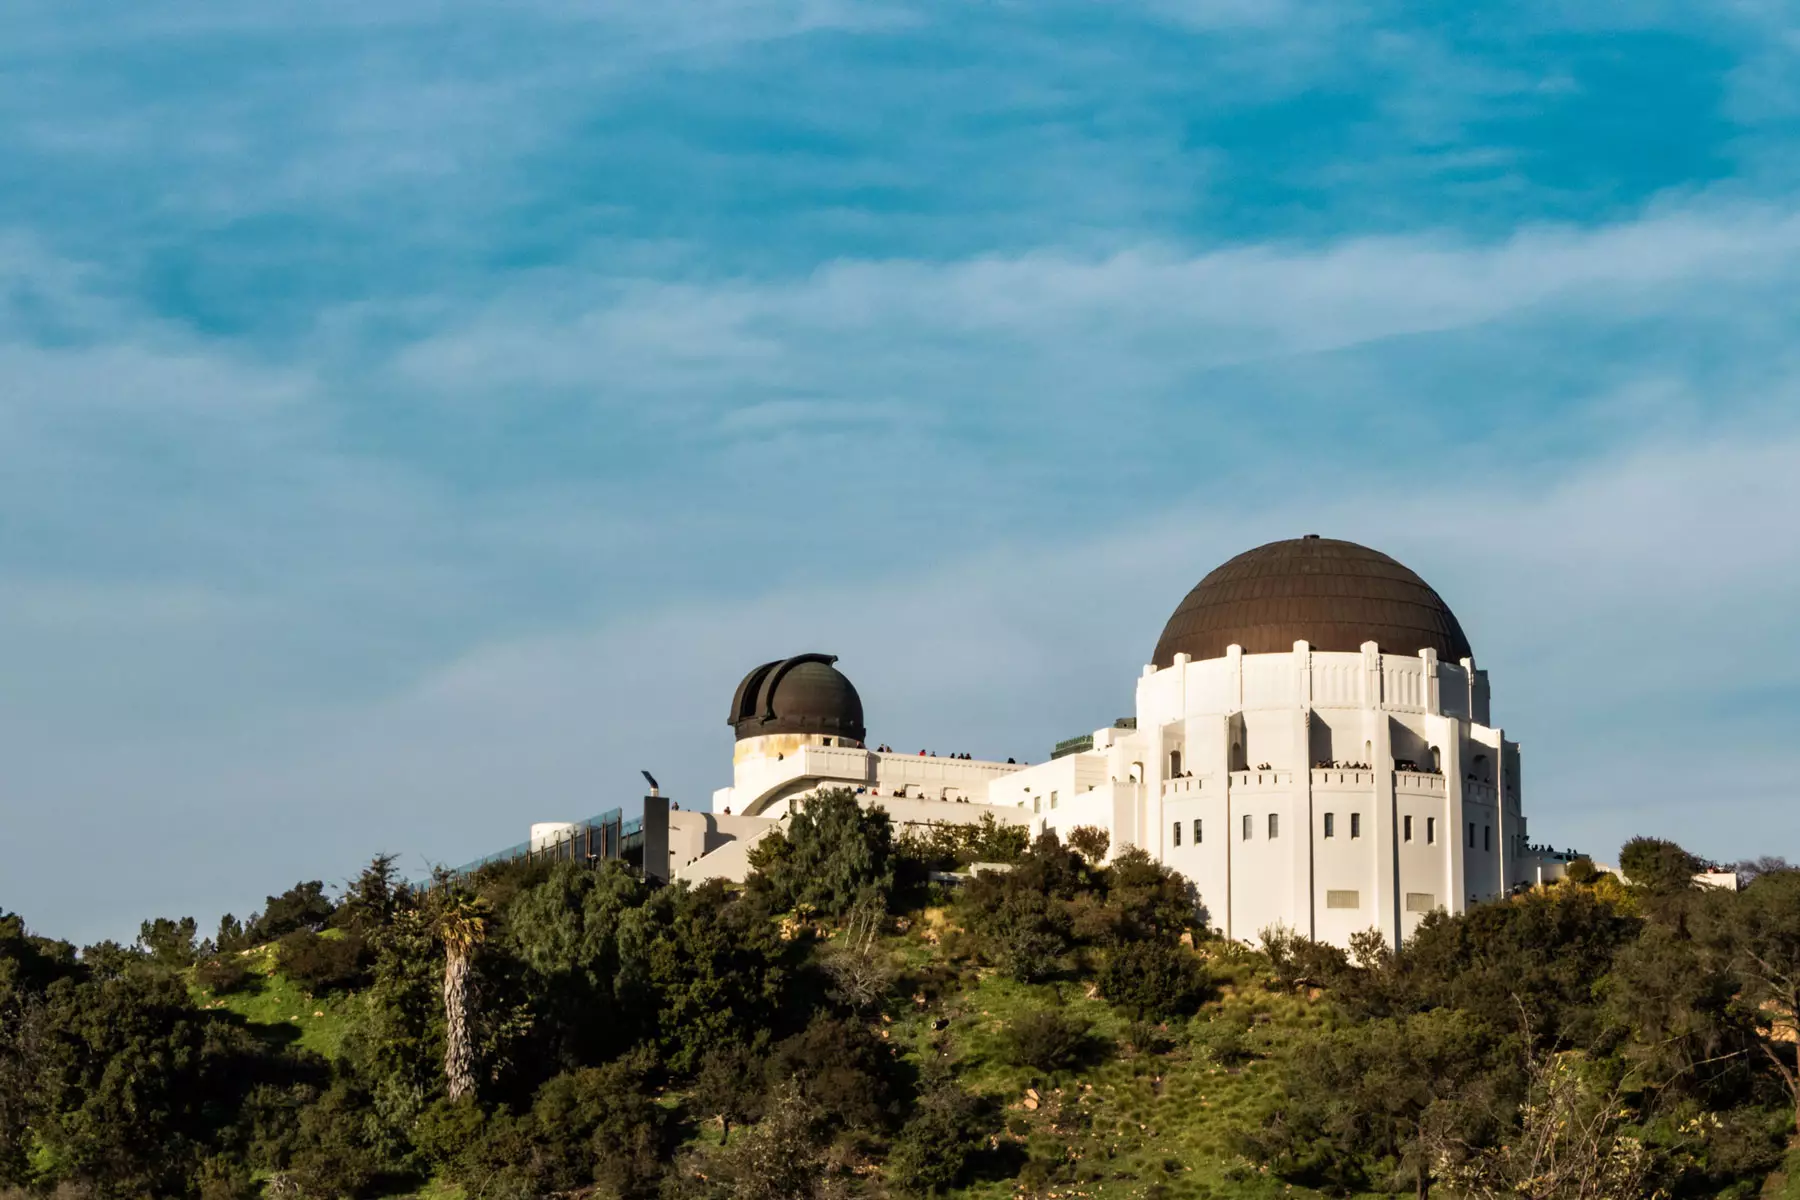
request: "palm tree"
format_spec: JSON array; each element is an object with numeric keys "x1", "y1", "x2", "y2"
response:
[{"x1": 434, "y1": 890, "x2": 490, "y2": 1102}]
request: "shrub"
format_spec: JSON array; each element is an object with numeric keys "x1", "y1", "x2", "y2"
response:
[
  {"x1": 283, "y1": 1078, "x2": 389, "y2": 1199},
  {"x1": 275, "y1": 931, "x2": 371, "y2": 994},
  {"x1": 888, "y1": 1078, "x2": 995, "y2": 1195},
  {"x1": 195, "y1": 955, "x2": 256, "y2": 995},
  {"x1": 1001, "y1": 1008, "x2": 1095, "y2": 1073},
  {"x1": 766, "y1": 1014, "x2": 898, "y2": 1132},
  {"x1": 1097, "y1": 940, "x2": 1210, "y2": 1020}
]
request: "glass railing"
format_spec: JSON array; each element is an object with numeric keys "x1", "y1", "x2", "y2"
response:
[{"x1": 417, "y1": 809, "x2": 641, "y2": 887}]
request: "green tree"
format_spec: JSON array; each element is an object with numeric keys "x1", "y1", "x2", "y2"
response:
[
  {"x1": 1257, "y1": 1009, "x2": 1515, "y2": 1200},
  {"x1": 136, "y1": 915, "x2": 199, "y2": 968},
  {"x1": 246, "y1": 881, "x2": 337, "y2": 944},
  {"x1": 1619, "y1": 836, "x2": 1705, "y2": 894},
  {"x1": 887, "y1": 1075, "x2": 995, "y2": 1196},
  {"x1": 615, "y1": 882, "x2": 796, "y2": 1074},
  {"x1": 748, "y1": 788, "x2": 896, "y2": 917},
  {"x1": 1708, "y1": 868, "x2": 1800, "y2": 1138},
  {"x1": 1065, "y1": 825, "x2": 1110, "y2": 865}
]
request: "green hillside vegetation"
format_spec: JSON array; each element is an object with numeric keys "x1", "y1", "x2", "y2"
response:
[{"x1": 2, "y1": 800, "x2": 1799, "y2": 1200}]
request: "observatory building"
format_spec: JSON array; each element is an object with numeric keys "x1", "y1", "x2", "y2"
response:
[{"x1": 588, "y1": 536, "x2": 1538, "y2": 950}]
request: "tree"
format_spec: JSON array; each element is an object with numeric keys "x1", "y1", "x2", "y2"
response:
[
  {"x1": 1256, "y1": 1009, "x2": 1515, "y2": 1200},
  {"x1": 671, "y1": 1082, "x2": 831, "y2": 1200},
  {"x1": 137, "y1": 915, "x2": 199, "y2": 968},
  {"x1": 1444, "y1": 1045, "x2": 1658, "y2": 1200},
  {"x1": 1619, "y1": 837, "x2": 1704, "y2": 894},
  {"x1": 434, "y1": 891, "x2": 491, "y2": 1103},
  {"x1": 887, "y1": 1074, "x2": 994, "y2": 1196},
  {"x1": 247, "y1": 881, "x2": 337, "y2": 944},
  {"x1": 1708, "y1": 868, "x2": 1800, "y2": 1137},
  {"x1": 748, "y1": 788, "x2": 896, "y2": 917},
  {"x1": 694, "y1": 1044, "x2": 766, "y2": 1144},
  {"x1": 337, "y1": 854, "x2": 408, "y2": 932},
  {"x1": 1066, "y1": 825, "x2": 1110, "y2": 865}
]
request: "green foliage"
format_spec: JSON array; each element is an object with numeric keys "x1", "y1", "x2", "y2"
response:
[
  {"x1": 669, "y1": 1083, "x2": 836, "y2": 1200},
  {"x1": 1065, "y1": 824, "x2": 1110, "y2": 864},
  {"x1": 1259, "y1": 926, "x2": 1349, "y2": 991},
  {"x1": 136, "y1": 915, "x2": 200, "y2": 968},
  {"x1": 1097, "y1": 939, "x2": 1210, "y2": 1020},
  {"x1": 194, "y1": 955, "x2": 256, "y2": 996},
  {"x1": 615, "y1": 880, "x2": 798, "y2": 1074},
  {"x1": 1620, "y1": 836, "x2": 1706, "y2": 893},
  {"x1": 11, "y1": 831, "x2": 1800, "y2": 1200},
  {"x1": 420, "y1": 1057, "x2": 672, "y2": 1200},
  {"x1": 275, "y1": 930, "x2": 373, "y2": 994},
  {"x1": 228, "y1": 881, "x2": 337, "y2": 951},
  {"x1": 336, "y1": 854, "x2": 409, "y2": 933},
  {"x1": 748, "y1": 788, "x2": 897, "y2": 916},
  {"x1": 1253, "y1": 1008, "x2": 1516, "y2": 1197},
  {"x1": 766, "y1": 1012, "x2": 899, "y2": 1132},
  {"x1": 1001, "y1": 1007, "x2": 1096, "y2": 1073},
  {"x1": 898, "y1": 813, "x2": 1032, "y2": 873},
  {"x1": 887, "y1": 1075, "x2": 996, "y2": 1195}
]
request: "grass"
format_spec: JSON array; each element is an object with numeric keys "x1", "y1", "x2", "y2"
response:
[
  {"x1": 870, "y1": 921, "x2": 1369, "y2": 1200},
  {"x1": 188, "y1": 942, "x2": 357, "y2": 1061}
]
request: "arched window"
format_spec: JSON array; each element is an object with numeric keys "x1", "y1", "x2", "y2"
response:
[{"x1": 1169, "y1": 749, "x2": 1183, "y2": 777}]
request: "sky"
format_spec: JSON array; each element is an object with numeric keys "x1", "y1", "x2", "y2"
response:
[{"x1": 3, "y1": 0, "x2": 1799, "y2": 945}]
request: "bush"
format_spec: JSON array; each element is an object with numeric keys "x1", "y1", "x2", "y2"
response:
[
  {"x1": 1097, "y1": 940, "x2": 1209, "y2": 1020},
  {"x1": 425, "y1": 1058, "x2": 673, "y2": 1200},
  {"x1": 766, "y1": 1014, "x2": 898, "y2": 1132},
  {"x1": 887, "y1": 1078, "x2": 995, "y2": 1195},
  {"x1": 1001, "y1": 1008, "x2": 1095, "y2": 1073},
  {"x1": 283, "y1": 1078, "x2": 389, "y2": 1199},
  {"x1": 274, "y1": 931, "x2": 371, "y2": 994},
  {"x1": 195, "y1": 956, "x2": 256, "y2": 995}
]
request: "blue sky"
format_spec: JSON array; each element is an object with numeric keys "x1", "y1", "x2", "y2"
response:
[{"x1": 4, "y1": 0, "x2": 1799, "y2": 943}]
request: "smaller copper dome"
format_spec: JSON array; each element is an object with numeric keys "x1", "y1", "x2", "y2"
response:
[{"x1": 728, "y1": 654, "x2": 867, "y2": 744}]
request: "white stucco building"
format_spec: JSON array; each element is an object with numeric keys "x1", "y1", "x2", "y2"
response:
[{"x1": 555, "y1": 536, "x2": 1548, "y2": 950}]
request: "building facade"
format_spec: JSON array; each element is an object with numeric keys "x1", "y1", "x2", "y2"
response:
[{"x1": 553, "y1": 536, "x2": 1542, "y2": 949}]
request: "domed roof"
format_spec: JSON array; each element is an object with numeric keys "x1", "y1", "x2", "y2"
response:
[
  {"x1": 1151, "y1": 536, "x2": 1473, "y2": 667},
  {"x1": 728, "y1": 654, "x2": 867, "y2": 743}
]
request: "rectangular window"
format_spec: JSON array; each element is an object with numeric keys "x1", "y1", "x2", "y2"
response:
[
  {"x1": 1326, "y1": 890, "x2": 1360, "y2": 909},
  {"x1": 1405, "y1": 892, "x2": 1436, "y2": 913},
  {"x1": 1049, "y1": 790, "x2": 1058, "y2": 809},
  {"x1": 1468, "y1": 822, "x2": 1475, "y2": 848},
  {"x1": 1323, "y1": 812, "x2": 1335, "y2": 838},
  {"x1": 1194, "y1": 818, "x2": 1202, "y2": 844},
  {"x1": 1427, "y1": 817, "x2": 1437, "y2": 844},
  {"x1": 1484, "y1": 825, "x2": 1491, "y2": 851},
  {"x1": 1171, "y1": 821, "x2": 1181, "y2": 847},
  {"x1": 1268, "y1": 813, "x2": 1279, "y2": 838},
  {"x1": 1032, "y1": 796, "x2": 1040, "y2": 814},
  {"x1": 1350, "y1": 812, "x2": 1362, "y2": 839},
  {"x1": 1404, "y1": 814, "x2": 1414, "y2": 842},
  {"x1": 1242, "y1": 814, "x2": 1252, "y2": 840}
]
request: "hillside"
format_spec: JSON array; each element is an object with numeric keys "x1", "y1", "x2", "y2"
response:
[{"x1": 3, "y1": 801, "x2": 1799, "y2": 1200}]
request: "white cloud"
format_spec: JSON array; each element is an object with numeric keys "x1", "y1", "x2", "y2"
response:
[{"x1": 395, "y1": 204, "x2": 1800, "y2": 399}]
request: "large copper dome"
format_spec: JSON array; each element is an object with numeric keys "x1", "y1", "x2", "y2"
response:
[
  {"x1": 1152, "y1": 536, "x2": 1472, "y2": 666},
  {"x1": 728, "y1": 654, "x2": 866, "y2": 743}
]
